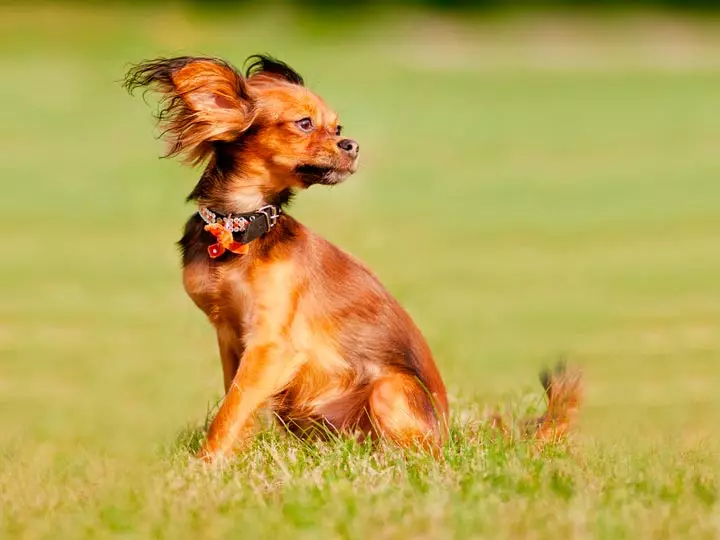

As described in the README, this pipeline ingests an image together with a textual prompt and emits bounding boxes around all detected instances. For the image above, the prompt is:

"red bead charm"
[204,222,247,258]
[207,243,226,258]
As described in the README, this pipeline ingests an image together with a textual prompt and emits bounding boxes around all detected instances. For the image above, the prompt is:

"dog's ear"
[124,57,255,165]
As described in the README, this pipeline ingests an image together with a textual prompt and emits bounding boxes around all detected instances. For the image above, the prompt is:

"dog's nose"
[337,138,359,157]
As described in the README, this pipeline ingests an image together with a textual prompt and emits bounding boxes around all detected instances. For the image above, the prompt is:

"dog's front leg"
[216,324,242,394]
[198,343,303,462]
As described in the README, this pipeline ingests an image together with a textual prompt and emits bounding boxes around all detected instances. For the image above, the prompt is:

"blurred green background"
[1,1,719,537]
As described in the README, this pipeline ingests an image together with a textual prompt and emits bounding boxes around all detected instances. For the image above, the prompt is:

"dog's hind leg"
[367,372,447,453]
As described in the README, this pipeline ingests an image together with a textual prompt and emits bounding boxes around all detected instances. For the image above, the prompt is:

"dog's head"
[124,55,358,206]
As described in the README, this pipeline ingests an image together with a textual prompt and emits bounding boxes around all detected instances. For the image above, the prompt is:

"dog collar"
[198,204,281,258]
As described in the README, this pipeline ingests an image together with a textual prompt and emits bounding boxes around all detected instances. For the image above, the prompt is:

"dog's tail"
[488,361,583,443]
[527,361,583,442]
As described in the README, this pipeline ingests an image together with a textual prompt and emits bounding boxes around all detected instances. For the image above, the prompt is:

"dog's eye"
[295,117,314,132]
[335,125,343,136]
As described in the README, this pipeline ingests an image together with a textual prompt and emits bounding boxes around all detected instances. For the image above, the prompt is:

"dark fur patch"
[268,188,295,208]
[253,214,301,261]
[244,54,305,86]
[186,157,223,203]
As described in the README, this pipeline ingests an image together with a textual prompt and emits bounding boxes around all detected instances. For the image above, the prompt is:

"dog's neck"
[202,185,267,214]
[191,155,294,215]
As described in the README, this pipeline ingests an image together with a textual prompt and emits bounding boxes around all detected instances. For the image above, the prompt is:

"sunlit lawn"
[1,4,719,538]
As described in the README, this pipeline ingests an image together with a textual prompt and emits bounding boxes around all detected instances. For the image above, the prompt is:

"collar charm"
[204,222,249,258]
[198,205,281,259]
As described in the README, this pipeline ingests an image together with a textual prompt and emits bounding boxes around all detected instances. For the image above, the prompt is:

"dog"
[124,55,580,461]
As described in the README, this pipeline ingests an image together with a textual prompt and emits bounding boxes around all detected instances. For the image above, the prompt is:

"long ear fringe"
[123,56,254,165]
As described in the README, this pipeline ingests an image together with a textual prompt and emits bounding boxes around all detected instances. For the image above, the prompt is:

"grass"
[1,3,720,538]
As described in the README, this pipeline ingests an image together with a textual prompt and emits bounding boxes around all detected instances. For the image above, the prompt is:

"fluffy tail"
[526,361,583,442]
[488,362,583,443]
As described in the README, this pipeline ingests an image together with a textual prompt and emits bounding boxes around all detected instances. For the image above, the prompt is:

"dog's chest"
[182,258,254,329]
[183,257,302,341]
[183,256,358,400]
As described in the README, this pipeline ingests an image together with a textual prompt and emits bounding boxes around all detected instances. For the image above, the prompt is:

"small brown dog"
[125,55,579,461]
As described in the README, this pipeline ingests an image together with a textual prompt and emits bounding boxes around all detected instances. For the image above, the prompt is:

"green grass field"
[2,4,720,538]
